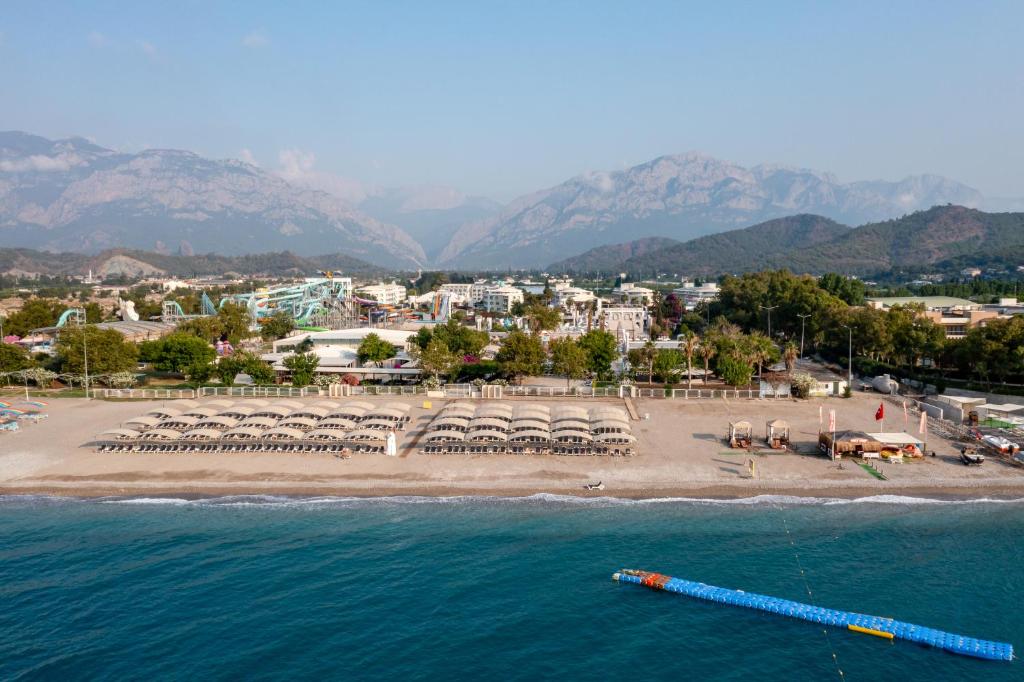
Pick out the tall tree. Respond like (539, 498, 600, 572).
(495, 330, 546, 383)
(679, 331, 699, 389)
(283, 352, 320, 387)
(549, 337, 588, 388)
(357, 333, 397, 367)
(56, 327, 139, 377)
(577, 329, 617, 379)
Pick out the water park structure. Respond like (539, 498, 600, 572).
(220, 276, 361, 330)
(613, 569, 1014, 662)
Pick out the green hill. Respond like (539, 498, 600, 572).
(550, 207, 1024, 277)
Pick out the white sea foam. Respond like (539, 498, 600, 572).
(3, 492, 1023, 508)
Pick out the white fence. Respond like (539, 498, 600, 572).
(95, 384, 793, 401)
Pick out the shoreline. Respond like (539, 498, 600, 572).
(4, 482, 1024, 502)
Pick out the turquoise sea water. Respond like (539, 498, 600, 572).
(0, 494, 1021, 681)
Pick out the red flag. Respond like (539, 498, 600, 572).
(918, 411, 927, 436)
(875, 403, 885, 421)
(903, 401, 908, 425)
(828, 409, 836, 432)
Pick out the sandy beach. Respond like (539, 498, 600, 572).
(2, 392, 1023, 500)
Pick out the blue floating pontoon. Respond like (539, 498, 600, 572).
(613, 569, 1013, 662)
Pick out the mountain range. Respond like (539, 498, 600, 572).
(1, 131, 1016, 270)
(0, 247, 383, 280)
(548, 206, 1024, 278)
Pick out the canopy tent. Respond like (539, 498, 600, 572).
(218, 406, 256, 419)
(194, 416, 240, 430)
(431, 416, 471, 430)
(251, 406, 293, 418)
(509, 429, 551, 442)
(553, 430, 593, 442)
(144, 407, 182, 419)
(866, 432, 923, 446)
(468, 417, 511, 431)
(238, 416, 280, 429)
(317, 417, 360, 430)
(181, 428, 225, 441)
(305, 429, 347, 441)
(289, 406, 330, 419)
(140, 428, 183, 440)
(277, 417, 319, 430)
(222, 426, 266, 440)
(261, 427, 307, 440)
(125, 415, 162, 429)
(343, 428, 388, 442)
(423, 430, 466, 442)
(182, 406, 220, 418)
(466, 429, 508, 442)
(98, 428, 141, 440)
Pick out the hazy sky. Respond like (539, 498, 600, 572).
(2, 1, 1022, 200)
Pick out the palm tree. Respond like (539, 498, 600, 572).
(642, 340, 656, 383)
(679, 331, 699, 389)
(783, 341, 798, 376)
(699, 339, 716, 385)
(747, 331, 776, 379)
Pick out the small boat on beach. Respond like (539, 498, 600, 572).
(959, 446, 985, 466)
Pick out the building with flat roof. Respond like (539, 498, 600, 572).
(482, 286, 524, 313)
(612, 282, 655, 306)
(673, 280, 719, 308)
(356, 282, 407, 306)
(868, 296, 1005, 339)
(265, 328, 421, 379)
(601, 305, 649, 342)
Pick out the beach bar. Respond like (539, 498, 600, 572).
(613, 569, 1013, 662)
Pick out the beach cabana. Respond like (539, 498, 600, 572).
(818, 430, 883, 457)
(139, 428, 183, 441)
(144, 407, 182, 419)
(591, 420, 631, 434)
(468, 417, 511, 432)
(343, 428, 388, 442)
(423, 430, 466, 443)
(157, 415, 201, 430)
(271, 400, 304, 410)
(365, 406, 408, 421)
(513, 404, 550, 417)
(305, 428, 347, 441)
(466, 429, 508, 442)
(181, 428, 225, 441)
(222, 426, 265, 440)
(552, 405, 589, 420)
(175, 399, 201, 409)
(312, 400, 342, 411)
(766, 419, 791, 449)
(251, 406, 293, 419)
(595, 432, 636, 444)
(509, 429, 550, 442)
(238, 416, 280, 430)
(194, 416, 240, 430)
(441, 403, 476, 418)
(475, 405, 514, 421)
(553, 430, 593, 443)
(261, 427, 306, 441)
(277, 416, 319, 431)
(327, 406, 369, 421)
(317, 417, 360, 431)
(218, 405, 256, 419)
(289, 406, 330, 420)
(125, 415, 163, 430)
(360, 418, 402, 431)
(430, 415, 471, 431)
(204, 399, 235, 409)
(97, 428, 141, 441)
(182, 406, 220, 418)
(589, 408, 629, 423)
(511, 417, 552, 432)
(728, 420, 753, 449)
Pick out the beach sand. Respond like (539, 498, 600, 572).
(1, 392, 1022, 499)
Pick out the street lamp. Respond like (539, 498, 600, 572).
(759, 305, 778, 338)
(840, 323, 853, 389)
(797, 314, 812, 359)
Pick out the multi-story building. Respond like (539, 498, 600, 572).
(867, 296, 1003, 339)
(482, 285, 524, 314)
(470, 280, 493, 304)
(600, 304, 649, 342)
(673, 280, 719, 309)
(356, 282, 407, 306)
(612, 282, 655, 306)
(438, 283, 474, 300)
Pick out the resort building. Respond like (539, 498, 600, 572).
(356, 282, 407, 306)
(673, 280, 720, 308)
(611, 282, 655, 306)
(600, 305, 650, 342)
(482, 286, 524, 313)
(438, 283, 474, 301)
(265, 328, 421, 380)
(867, 296, 1004, 339)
